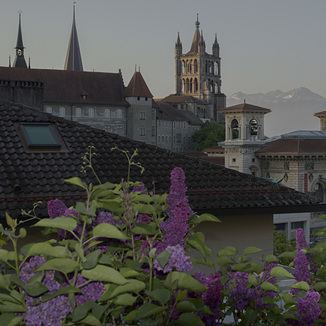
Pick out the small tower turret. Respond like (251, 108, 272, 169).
(212, 33, 219, 57)
(175, 32, 183, 94)
(13, 12, 27, 68)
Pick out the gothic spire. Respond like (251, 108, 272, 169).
(189, 15, 201, 53)
(64, 3, 83, 71)
(13, 12, 27, 68)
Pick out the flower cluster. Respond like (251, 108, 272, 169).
(20, 257, 71, 326)
(154, 244, 193, 273)
(296, 291, 322, 325)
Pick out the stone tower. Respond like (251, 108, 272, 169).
(64, 3, 83, 71)
(175, 16, 226, 121)
(13, 12, 27, 68)
(220, 101, 271, 175)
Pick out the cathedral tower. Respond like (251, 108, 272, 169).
(13, 12, 27, 68)
(64, 3, 83, 71)
(174, 16, 225, 121)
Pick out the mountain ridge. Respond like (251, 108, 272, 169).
(226, 87, 325, 137)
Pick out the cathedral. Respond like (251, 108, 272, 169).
(160, 16, 226, 122)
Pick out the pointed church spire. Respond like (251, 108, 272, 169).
(212, 33, 219, 56)
(189, 14, 201, 53)
(64, 3, 83, 71)
(13, 12, 27, 68)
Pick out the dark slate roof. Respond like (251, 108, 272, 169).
(160, 94, 204, 105)
(0, 66, 128, 106)
(124, 72, 153, 98)
(0, 102, 323, 219)
(157, 103, 203, 126)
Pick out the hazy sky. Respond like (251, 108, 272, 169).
(2, 0, 326, 101)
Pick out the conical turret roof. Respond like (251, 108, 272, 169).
(64, 4, 83, 71)
(13, 12, 27, 68)
(124, 71, 153, 98)
(189, 16, 201, 53)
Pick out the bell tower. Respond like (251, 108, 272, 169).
(174, 16, 226, 121)
(220, 101, 271, 175)
(13, 12, 27, 68)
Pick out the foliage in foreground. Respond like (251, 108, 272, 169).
(0, 148, 326, 325)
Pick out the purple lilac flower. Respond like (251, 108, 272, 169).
(132, 182, 147, 194)
(72, 274, 105, 306)
(293, 250, 311, 283)
(295, 228, 318, 274)
(154, 244, 193, 273)
(160, 201, 191, 249)
(296, 291, 322, 326)
(94, 211, 117, 226)
(166, 167, 193, 219)
(20, 257, 72, 326)
(47, 199, 67, 219)
(229, 272, 254, 311)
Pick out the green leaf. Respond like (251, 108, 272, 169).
(283, 293, 294, 304)
(93, 223, 129, 240)
(0, 249, 9, 262)
(0, 313, 23, 326)
(248, 274, 260, 287)
(115, 293, 137, 306)
(216, 255, 234, 267)
(120, 267, 140, 278)
(260, 281, 278, 293)
(176, 298, 211, 314)
(82, 265, 127, 284)
(290, 281, 310, 291)
(76, 202, 97, 217)
(156, 250, 170, 269)
(145, 289, 171, 305)
(244, 308, 258, 325)
(36, 258, 78, 274)
(82, 250, 102, 270)
(24, 281, 49, 297)
(41, 285, 82, 302)
(190, 213, 221, 225)
(100, 279, 146, 300)
(164, 272, 207, 292)
(218, 246, 237, 256)
(168, 313, 206, 326)
(188, 232, 211, 257)
(33, 218, 77, 233)
(0, 302, 25, 313)
(243, 246, 263, 256)
(65, 177, 88, 190)
(270, 266, 295, 279)
(265, 255, 278, 263)
(132, 194, 154, 203)
(314, 282, 326, 292)
(137, 302, 166, 319)
(132, 223, 157, 235)
(134, 203, 156, 215)
(77, 315, 101, 326)
(26, 242, 71, 259)
(0, 274, 9, 290)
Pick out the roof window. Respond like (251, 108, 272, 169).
(20, 123, 63, 150)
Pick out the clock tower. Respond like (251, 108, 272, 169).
(13, 12, 27, 68)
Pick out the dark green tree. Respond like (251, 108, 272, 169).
(192, 121, 225, 151)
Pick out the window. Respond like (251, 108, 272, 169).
(104, 108, 110, 118)
(45, 106, 52, 114)
(20, 123, 62, 150)
(89, 108, 95, 118)
(252, 158, 255, 163)
(140, 112, 146, 120)
(231, 119, 239, 139)
(140, 128, 145, 136)
(117, 109, 123, 118)
(232, 158, 236, 163)
(274, 223, 286, 232)
(158, 136, 161, 143)
(59, 107, 65, 117)
(152, 126, 155, 137)
(75, 107, 82, 117)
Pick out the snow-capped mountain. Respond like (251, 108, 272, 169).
(227, 87, 326, 137)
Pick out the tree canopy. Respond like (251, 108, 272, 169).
(191, 121, 225, 151)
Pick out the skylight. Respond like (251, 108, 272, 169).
(20, 123, 62, 149)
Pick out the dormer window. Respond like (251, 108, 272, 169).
(81, 91, 88, 100)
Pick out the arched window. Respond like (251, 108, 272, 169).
(182, 61, 185, 74)
(89, 108, 95, 118)
(194, 78, 198, 92)
(314, 183, 325, 202)
(75, 107, 82, 117)
(249, 119, 258, 139)
(59, 107, 65, 117)
(104, 108, 110, 118)
(190, 78, 193, 93)
(194, 59, 198, 73)
(189, 60, 192, 74)
(231, 119, 239, 139)
(45, 106, 52, 114)
(117, 109, 122, 118)
(186, 79, 190, 93)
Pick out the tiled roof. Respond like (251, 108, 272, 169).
(256, 138, 326, 156)
(156, 103, 203, 125)
(0, 103, 323, 219)
(159, 94, 204, 104)
(124, 72, 153, 98)
(0, 66, 128, 106)
(219, 102, 271, 114)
